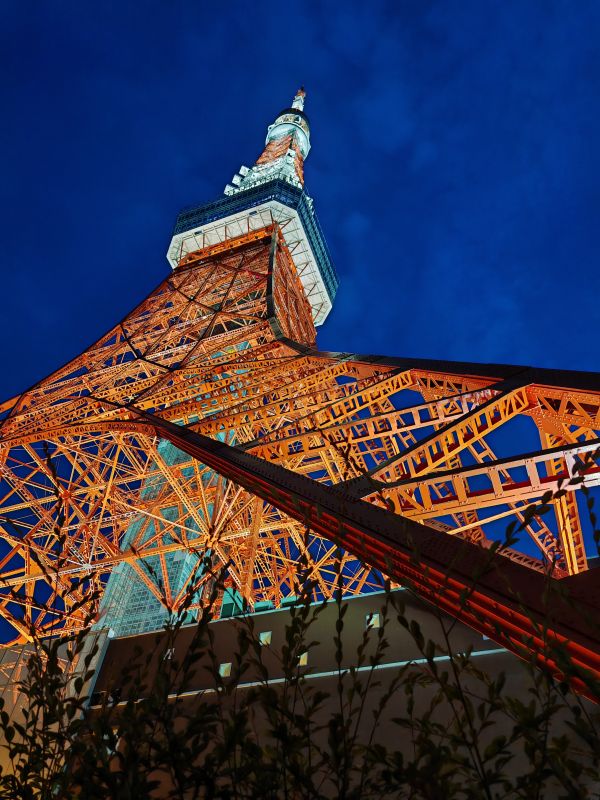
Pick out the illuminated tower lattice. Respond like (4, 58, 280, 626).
(0, 90, 598, 684)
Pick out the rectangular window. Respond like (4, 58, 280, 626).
(298, 652, 308, 667)
(366, 612, 380, 630)
(259, 631, 272, 646)
(219, 662, 232, 678)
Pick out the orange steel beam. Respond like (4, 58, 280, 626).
(343, 384, 533, 491)
(538, 431, 589, 574)
(374, 439, 600, 518)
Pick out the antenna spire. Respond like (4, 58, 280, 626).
(292, 87, 306, 111)
(223, 90, 311, 196)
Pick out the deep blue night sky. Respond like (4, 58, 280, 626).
(1, 1, 599, 403)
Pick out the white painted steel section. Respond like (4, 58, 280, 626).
(166, 200, 332, 326)
(224, 150, 303, 193)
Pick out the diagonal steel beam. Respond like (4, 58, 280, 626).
(375, 439, 600, 518)
(342, 383, 531, 496)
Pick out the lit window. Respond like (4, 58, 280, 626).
(366, 612, 380, 630)
(103, 729, 120, 757)
(163, 647, 175, 661)
(219, 662, 232, 678)
(259, 631, 272, 646)
(298, 652, 308, 667)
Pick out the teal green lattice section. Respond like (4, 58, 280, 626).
(98, 440, 206, 637)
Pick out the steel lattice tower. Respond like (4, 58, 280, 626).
(0, 91, 599, 689)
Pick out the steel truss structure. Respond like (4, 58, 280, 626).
(0, 92, 598, 694)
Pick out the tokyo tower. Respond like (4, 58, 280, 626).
(0, 90, 598, 690)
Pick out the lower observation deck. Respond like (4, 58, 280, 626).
(167, 180, 338, 326)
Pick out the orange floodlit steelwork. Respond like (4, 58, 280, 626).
(0, 91, 598, 696)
